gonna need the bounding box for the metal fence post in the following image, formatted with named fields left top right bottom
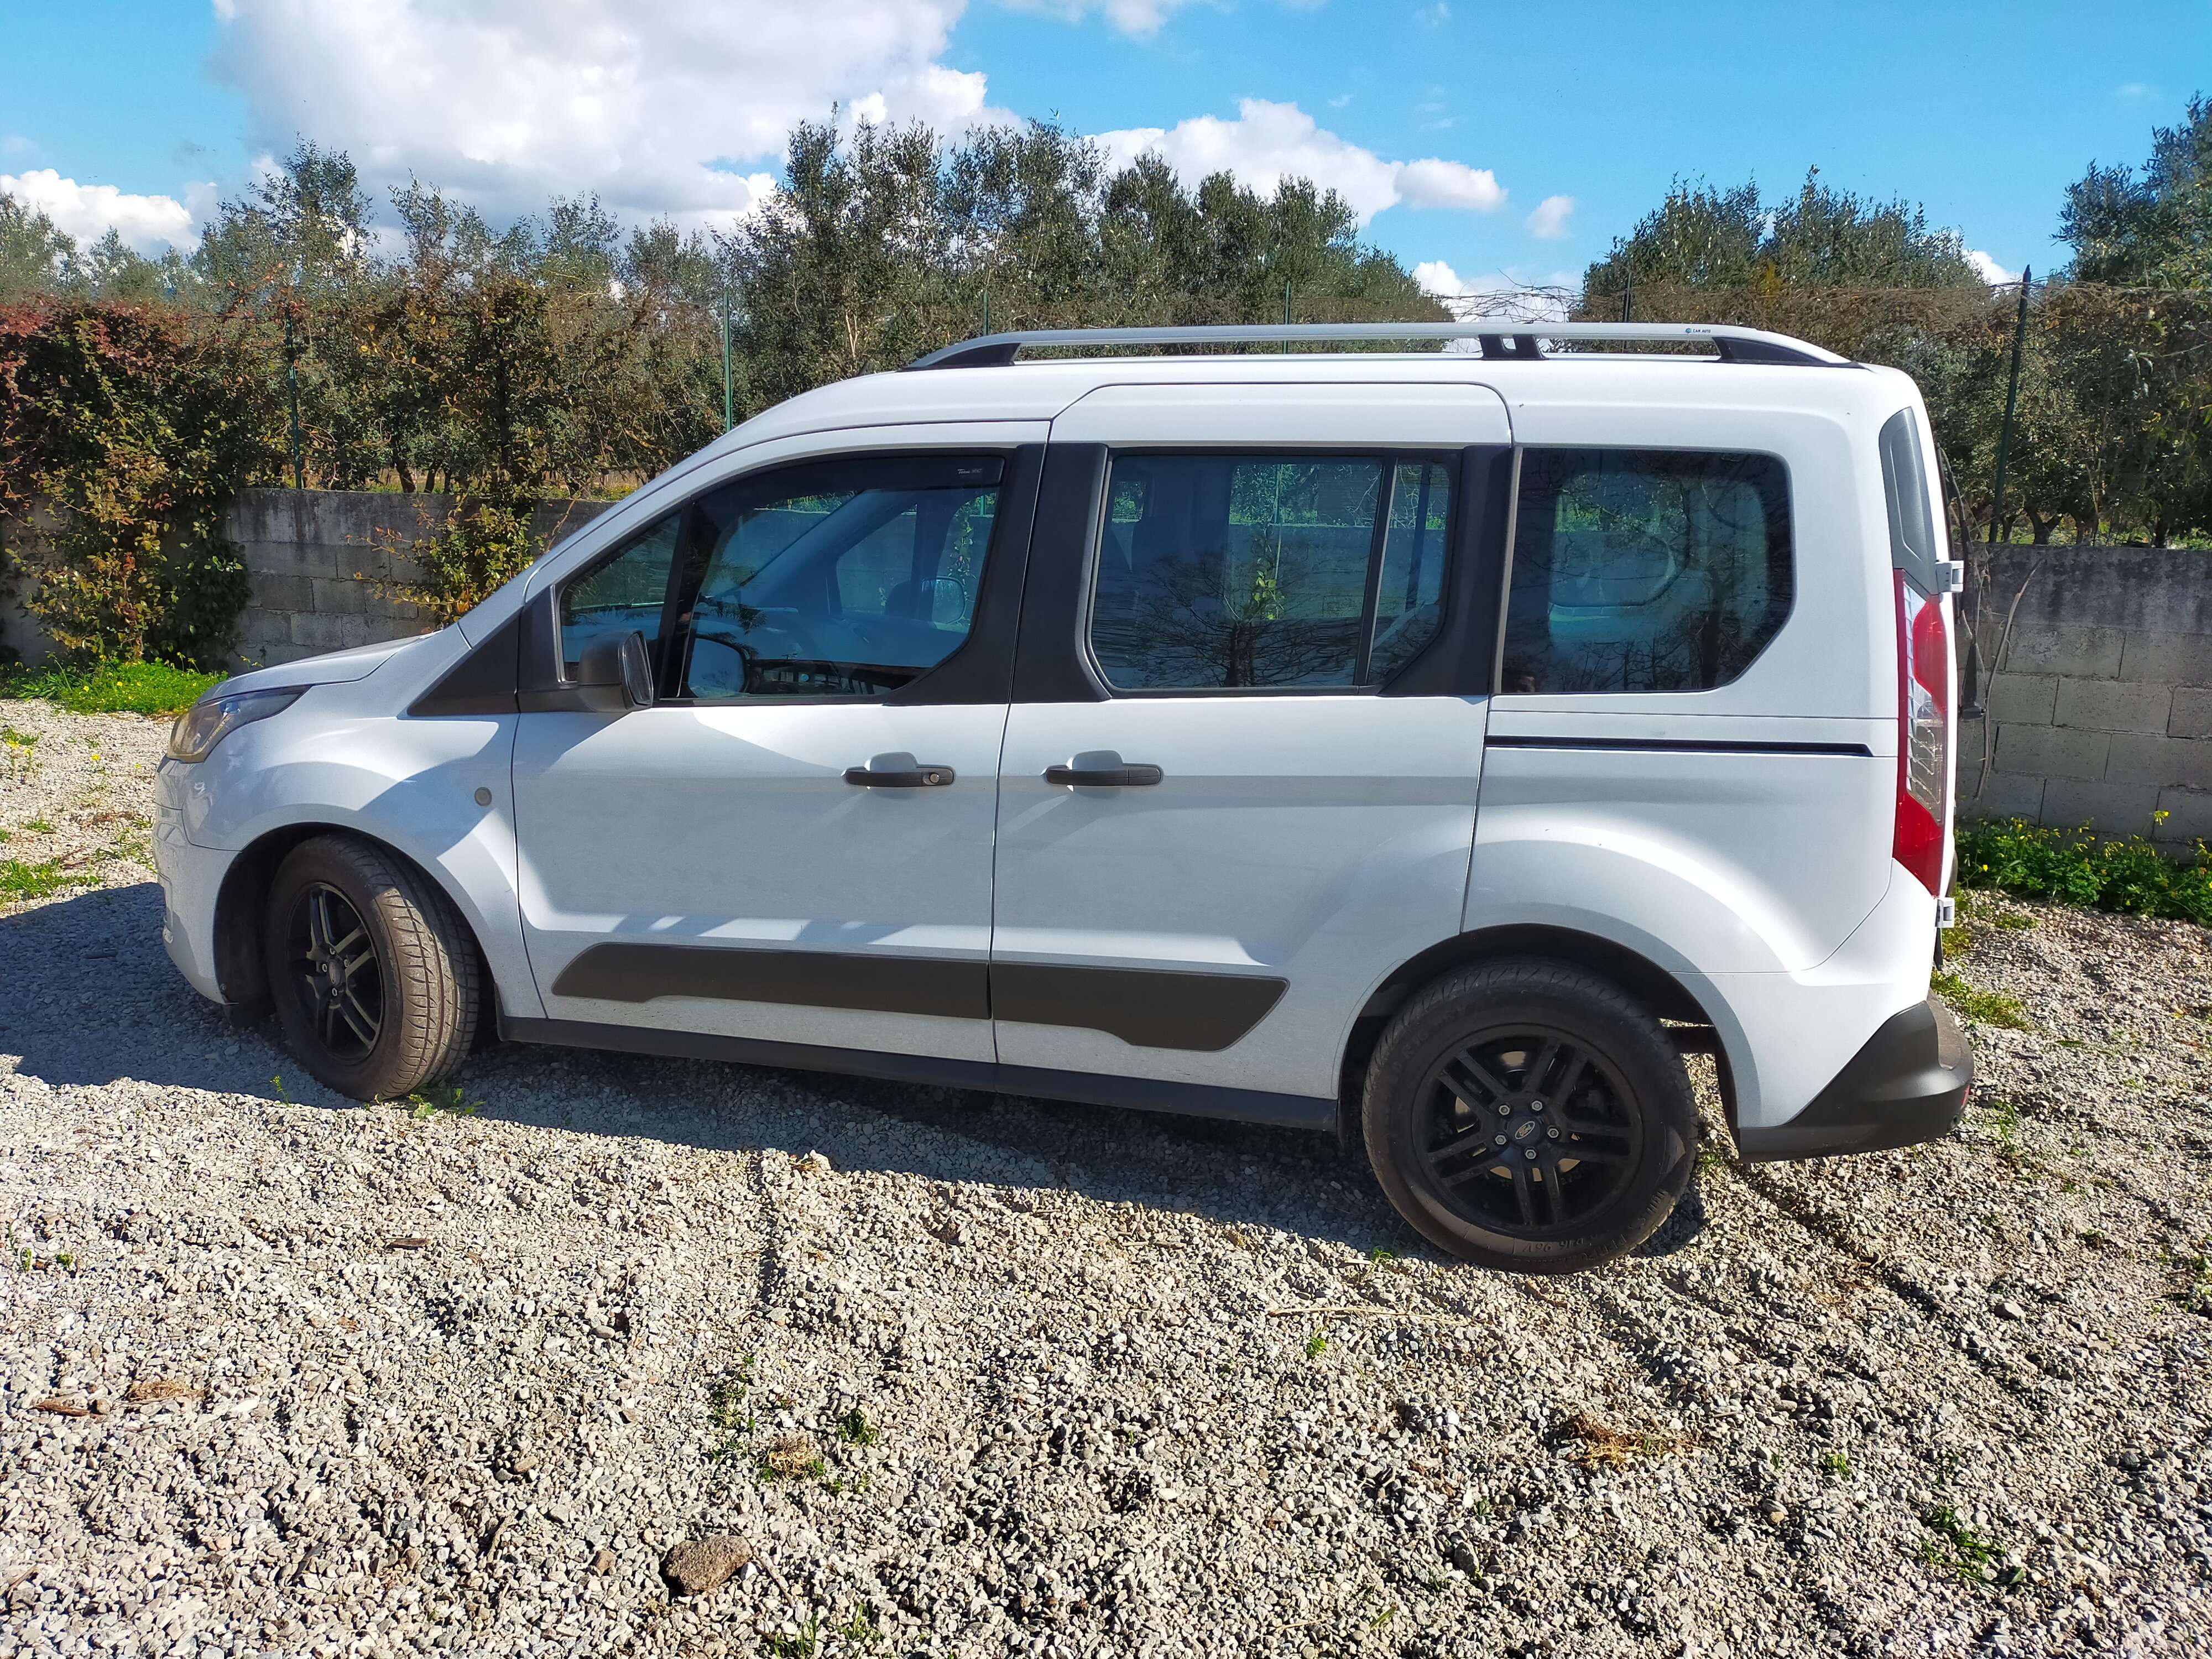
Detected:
left=720, top=274, right=733, bottom=433
left=283, top=303, right=304, bottom=492
left=1987, top=265, right=2031, bottom=546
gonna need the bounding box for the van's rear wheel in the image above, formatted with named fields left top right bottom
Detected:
left=1362, top=960, right=1695, bottom=1274
left=264, top=834, right=479, bottom=1101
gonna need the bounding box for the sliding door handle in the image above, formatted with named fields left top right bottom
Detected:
left=844, top=764, right=956, bottom=787
left=1045, top=763, right=1164, bottom=787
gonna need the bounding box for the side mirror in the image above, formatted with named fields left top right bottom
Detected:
left=575, top=629, right=656, bottom=711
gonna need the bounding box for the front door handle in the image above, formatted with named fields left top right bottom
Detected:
left=845, top=764, right=955, bottom=787
left=1044, top=762, right=1164, bottom=787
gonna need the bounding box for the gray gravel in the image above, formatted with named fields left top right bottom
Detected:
left=3, top=696, right=2210, bottom=1659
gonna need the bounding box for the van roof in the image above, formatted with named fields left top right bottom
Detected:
left=711, top=322, right=1915, bottom=459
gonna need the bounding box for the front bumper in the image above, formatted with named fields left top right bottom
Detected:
left=153, top=775, right=231, bottom=1005
left=1734, top=994, right=1971, bottom=1161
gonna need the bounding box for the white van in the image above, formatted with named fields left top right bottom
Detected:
left=152, top=322, right=1971, bottom=1272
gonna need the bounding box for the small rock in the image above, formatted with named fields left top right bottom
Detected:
left=592, top=1547, right=618, bottom=1575
left=797, top=1151, right=832, bottom=1176
left=662, top=1535, right=754, bottom=1598
left=1997, top=1300, right=2026, bottom=1321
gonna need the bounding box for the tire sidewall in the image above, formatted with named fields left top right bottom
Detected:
left=264, top=842, right=413, bottom=1099
left=1366, top=969, right=1694, bottom=1272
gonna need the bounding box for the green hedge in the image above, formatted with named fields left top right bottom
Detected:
left=1957, top=816, right=2212, bottom=925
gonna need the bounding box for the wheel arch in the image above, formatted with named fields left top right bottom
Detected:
left=1338, top=924, right=1736, bottom=1139
left=212, top=822, right=495, bottom=1033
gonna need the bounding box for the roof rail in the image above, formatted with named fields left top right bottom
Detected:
left=906, top=321, right=1850, bottom=371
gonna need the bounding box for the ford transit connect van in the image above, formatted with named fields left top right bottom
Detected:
left=153, top=321, right=1971, bottom=1272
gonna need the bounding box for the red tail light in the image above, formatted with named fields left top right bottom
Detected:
left=1893, top=570, right=1949, bottom=894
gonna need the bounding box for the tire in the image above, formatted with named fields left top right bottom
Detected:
left=263, top=834, right=481, bottom=1101
left=1361, top=958, right=1695, bottom=1274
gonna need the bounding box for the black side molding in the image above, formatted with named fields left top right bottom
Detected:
left=1734, top=994, right=1971, bottom=1161
left=994, top=962, right=1286, bottom=1052
left=499, top=1015, right=1337, bottom=1133
left=546, top=942, right=1288, bottom=1053
left=551, top=943, right=990, bottom=1021
left=1488, top=735, right=1874, bottom=758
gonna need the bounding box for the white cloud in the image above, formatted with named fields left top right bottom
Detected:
left=0, top=168, right=200, bottom=253
left=208, top=0, right=1005, bottom=231
left=1396, top=158, right=1503, bottom=211
left=2116, top=81, right=2157, bottom=101
left=1, top=135, right=34, bottom=160
left=1966, top=249, right=2019, bottom=285
left=1525, top=193, right=1573, bottom=239
left=995, top=0, right=1207, bottom=34
left=1095, top=100, right=1504, bottom=223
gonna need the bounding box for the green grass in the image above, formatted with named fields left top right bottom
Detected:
left=0, top=858, right=93, bottom=902
left=0, top=660, right=221, bottom=717
left=1932, top=969, right=2031, bottom=1030
left=0, top=725, right=36, bottom=749
left=1918, top=1504, right=2015, bottom=1585
left=1958, top=816, right=2212, bottom=926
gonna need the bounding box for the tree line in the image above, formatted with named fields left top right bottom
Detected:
left=0, top=100, right=2206, bottom=667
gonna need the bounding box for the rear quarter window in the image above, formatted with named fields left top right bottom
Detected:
left=1500, top=449, right=1793, bottom=696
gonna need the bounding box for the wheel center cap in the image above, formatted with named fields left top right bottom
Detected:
left=1511, top=1117, right=1542, bottom=1143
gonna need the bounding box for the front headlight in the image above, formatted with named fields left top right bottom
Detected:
left=166, top=687, right=305, bottom=763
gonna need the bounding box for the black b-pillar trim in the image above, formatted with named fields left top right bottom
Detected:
left=1379, top=445, right=1512, bottom=698
left=1011, top=442, right=1111, bottom=704
left=884, top=443, right=1044, bottom=706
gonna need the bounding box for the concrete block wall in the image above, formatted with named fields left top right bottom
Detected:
left=227, top=490, right=613, bottom=668
left=2, top=489, right=613, bottom=671
left=1959, top=546, right=2212, bottom=844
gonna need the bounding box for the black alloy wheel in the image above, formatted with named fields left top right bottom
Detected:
left=1418, top=1028, right=1642, bottom=1234
left=284, top=881, right=386, bottom=1061
left=1362, top=959, right=1696, bottom=1273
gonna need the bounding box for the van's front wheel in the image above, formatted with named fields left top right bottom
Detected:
left=264, top=834, right=479, bottom=1102
left=1362, top=960, right=1695, bottom=1274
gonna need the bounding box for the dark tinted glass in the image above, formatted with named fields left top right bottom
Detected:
left=1092, top=453, right=1453, bottom=692
left=1879, top=408, right=1940, bottom=586
left=1370, top=460, right=1453, bottom=681
left=559, top=513, right=681, bottom=678
left=680, top=457, right=1000, bottom=700
left=1501, top=450, right=1791, bottom=695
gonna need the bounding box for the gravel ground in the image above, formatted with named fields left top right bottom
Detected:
left=3, top=695, right=2209, bottom=1659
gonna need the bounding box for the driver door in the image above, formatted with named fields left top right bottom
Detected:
left=512, top=444, right=1038, bottom=1066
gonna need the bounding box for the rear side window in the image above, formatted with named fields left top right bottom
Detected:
left=1089, top=452, right=1453, bottom=692
left=1501, top=450, right=1791, bottom=696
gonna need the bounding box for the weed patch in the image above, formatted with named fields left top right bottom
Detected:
left=1958, top=817, right=2212, bottom=925
left=1918, top=1504, right=2017, bottom=1585
left=1, top=858, right=92, bottom=902
left=1932, top=970, right=2030, bottom=1029
left=0, top=660, right=221, bottom=717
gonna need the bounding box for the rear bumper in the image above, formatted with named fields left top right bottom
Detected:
left=1734, top=994, right=1971, bottom=1161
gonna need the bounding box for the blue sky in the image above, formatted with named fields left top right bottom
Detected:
left=3, top=0, right=2206, bottom=300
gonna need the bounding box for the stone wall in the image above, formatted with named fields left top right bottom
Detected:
left=224, top=489, right=613, bottom=668
left=1959, top=546, right=2212, bottom=844
left=0, top=489, right=613, bottom=672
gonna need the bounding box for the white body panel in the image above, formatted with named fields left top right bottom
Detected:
left=512, top=702, right=1005, bottom=1061
left=994, top=695, right=1486, bottom=1098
